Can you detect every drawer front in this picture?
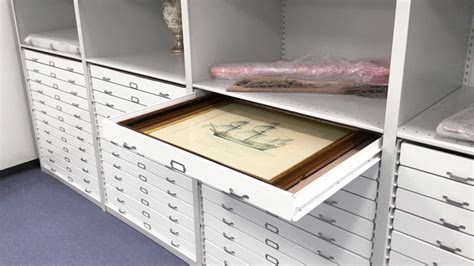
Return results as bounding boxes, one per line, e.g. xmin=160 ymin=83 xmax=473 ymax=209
xmin=205 ymin=253 xmax=223 ymax=266
xmin=398 ymin=166 xmax=473 ymax=211
xmin=93 ymin=90 xmax=144 ymax=113
xmin=34 ymin=101 xmax=93 ymax=135
xmin=94 ymin=103 xmax=124 ymax=120
xmin=25 ymin=60 xmax=85 ymax=87
xmin=389 ymin=251 xmax=425 ymax=266
xmin=48 ymin=151 xmax=98 ymax=183
xmin=205 ymin=240 xmax=248 ymax=266
xmin=29 ymin=81 xmax=89 ymax=111
xmin=31 ymin=90 xmax=90 ymax=123
xmin=203 ymin=199 xmax=340 ymax=266
xmin=92 ymin=78 xmax=169 ymax=106
xmin=400 ymin=142 xmax=473 ymax=185
xmin=396 ymin=188 xmax=473 ymax=235
xmin=309 ymin=202 xmax=374 ymax=240
xmin=41 ymin=132 xmax=97 ymax=167
xmin=27 ymin=71 xmax=87 ymax=99
xmin=343 ymin=176 xmax=378 ymax=201
xmin=393 ymin=210 xmax=473 ymax=259
xmin=23 ymin=49 xmax=84 ymax=74
xmin=204 ymin=213 xmax=304 ymax=266
xmin=203 ymin=186 xmax=370 ymax=265
xmin=90 ymin=65 xmax=187 ymax=99
xmin=324 ymin=190 xmax=376 ymax=221
xmin=41 ymin=159 xmax=76 ymax=185
xmin=99 ymin=138 xmax=192 ymax=191
xmin=102 ymin=151 xmax=193 ymax=204
xmin=391 ymin=231 xmax=472 ymax=266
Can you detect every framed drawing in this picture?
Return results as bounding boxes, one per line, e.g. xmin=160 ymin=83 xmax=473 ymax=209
xmin=122 ymin=96 xmax=370 ymax=189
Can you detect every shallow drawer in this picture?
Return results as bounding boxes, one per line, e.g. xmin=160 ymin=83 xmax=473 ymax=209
xmin=102 ymin=151 xmax=193 ymax=205
xmin=92 ymin=78 xmax=170 ymax=106
xmin=205 ymin=240 xmax=247 ymax=266
xmin=400 ymin=142 xmax=473 ymax=186
xmin=25 ymin=60 xmax=85 ymax=87
xmin=398 ymin=166 xmax=473 ymax=211
xmin=31 ymin=90 xmax=91 ymax=123
xmin=99 ymin=138 xmax=192 ymax=191
xmin=90 ymin=65 xmax=187 ymax=99
xmin=41 ymin=159 xmax=76 ymax=186
xmin=389 ymin=251 xmax=425 ymax=266
xmin=93 ymin=90 xmax=144 ymax=113
xmin=34 ymin=101 xmax=93 ymax=135
xmin=309 ymin=202 xmax=374 ymax=240
xmin=24 ymin=49 xmax=83 ymax=74
xmin=42 ymin=131 xmax=97 ymax=167
xmin=204 ymin=213 xmax=304 ymax=266
xmin=203 ymin=186 xmax=370 ymax=265
xmin=205 ymin=253 xmax=222 ymax=266
xmin=393 ymin=210 xmax=473 ymax=259
xmin=324 ymin=189 xmax=376 ymax=221
xmin=103 ymin=93 xmax=382 ymax=221
xmin=42 ymin=140 xmax=97 ymax=177
xmin=203 ymin=199 xmax=340 ymax=265
xmin=48 ymin=151 xmax=99 ymax=182
xmin=29 ymin=81 xmax=89 ymax=111
xmin=396 ymin=188 xmax=473 ymax=235
xmin=94 ymin=102 xmax=124 ymax=120
xmin=343 ymin=176 xmax=378 ymax=200
xmin=391 ymin=231 xmax=473 ymax=266
xmin=28 ymin=71 xmax=87 ymax=99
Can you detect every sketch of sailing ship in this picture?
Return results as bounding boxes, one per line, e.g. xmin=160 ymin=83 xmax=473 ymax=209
xmin=206 ymin=121 xmax=294 ymax=151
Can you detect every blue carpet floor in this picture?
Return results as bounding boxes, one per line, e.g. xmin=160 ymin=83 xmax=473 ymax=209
xmin=0 ymin=167 xmax=187 ymax=266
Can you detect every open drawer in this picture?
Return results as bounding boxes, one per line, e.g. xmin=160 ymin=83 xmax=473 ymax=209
xmin=102 ymin=93 xmax=382 ymax=221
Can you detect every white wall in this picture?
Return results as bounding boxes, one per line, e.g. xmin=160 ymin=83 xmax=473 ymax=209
xmin=0 ymin=0 xmax=37 ymax=170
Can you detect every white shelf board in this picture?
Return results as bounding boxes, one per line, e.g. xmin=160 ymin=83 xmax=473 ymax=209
xmin=194 ymin=79 xmax=386 ymax=133
xmin=20 ymin=44 xmax=82 ymax=61
xmin=398 ymin=86 xmax=474 ymax=156
xmin=87 ymin=52 xmax=186 ymax=85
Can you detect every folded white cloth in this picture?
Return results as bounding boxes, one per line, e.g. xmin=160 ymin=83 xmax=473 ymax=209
xmin=437 ymin=104 xmax=474 ymax=142
xmin=24 ymin=28 xmax=81 ymax=55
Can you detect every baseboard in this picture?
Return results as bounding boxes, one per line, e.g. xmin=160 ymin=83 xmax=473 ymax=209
xmin=0 ymin=159 xmax=40 ymax=178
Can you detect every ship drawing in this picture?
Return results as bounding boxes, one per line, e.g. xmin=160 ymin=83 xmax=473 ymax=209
xmin=206 ymin=121 xmax=293 ymax=151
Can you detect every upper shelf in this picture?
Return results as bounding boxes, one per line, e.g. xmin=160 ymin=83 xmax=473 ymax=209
xmin=398 ymin=86 xmax=474 ymax=156
xmin=194 ymin=80 xmax=386 ymax=133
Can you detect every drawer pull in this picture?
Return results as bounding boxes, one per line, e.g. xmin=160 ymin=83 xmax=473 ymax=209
xmin=44 ymin=130 xmax=50 ymax=134
xmin=439 ymin=218 xmax=466 ymax=231
xmin=47 ymin=149 xmax=53 ymax=154
xmin=139 ymin=175 xmax=148 ymax=182
xmin=73 ymin=114 xmax=81 ymax=119
xmin=117 ymin=198 xmax=125 ymax=204
xmin=49 ymin=61 xmax=55 ymax=66
xmin=56 ymin=106 xmax=62 ymax=111
xmin=102 ymin=77 xmax=111 ymax=82
xmin=58 ymin=116 xmax=64 ymax=122
xmin=77 ymin=137 xmax=84 ymax=142
xmin=265 ymin=223 xmax=279 ymax=234
xmin=171 ymin=241 xmax=180 ymax=248
xmin=317 ymin=250 xmax=334 ymax=261
xmin=37 ymin=90 xmax=44 ymax=94
xmin=223 ymin=232 xmax=234 ymax=241
xmin=222 ymin=218 xmax=234 ymax=227
xmin=79 ymin=147 xmax=86 ymax=152
xmin=170 ymin=228 xmax=179 ymax=236
xmin=324 ymin=200 xmax=338 ymax=206
xmin=72 ymin=103 xmax=79 ymax=108
xmin=221 ymin=204 xmax=234 ymax=212
xmin=63 ymin=147 xmax=69 ymax=153
xmin=68 ymin=80 xmax=76 ymax=84
xmin=104 ymin=90 xmax=113 ymax=95
xmin=61 ymin=137 xmax=67 ymax=143
xmin=131 ymin=96 xmax=139 ymax=104
xmin=137 ymin=162 xmax=146 ymax=170
xmin=60 ymin=127 xmax=65 ymax=132
xmin=113 ymin=164 xmax=122 ymax=170
xmin=85 ymin=189 xmax=92 ymax=194
xmin=170 ymin=160 xmax=186 ymax=173
xmin=49 ymin=159 xmax=55 ymax=163
xmin=143 ymin=222 xmax=152 ymax=230
xmin=50 ymin=73 xmax=56 ymax=78
xmin=50 ymin=167 xmax=56 ymax=173
xmin=165 ymin=177 xmax=175 ymax=184
xmin=42 ymin=120 xmax=49 ymax=125
xmin=123 ymin=142 xmax=136 ymax=150
xmin=46 ymin=140 xmax=52 ymax=145
xmin=40 ymin=110 xmax=47 ymax=115
xmin=105 ymin=103 xmax=115 ymax=108
xmin=118 ymin=208 xmax=126 ymax=214
xmin=67 ymin=176 xmax=73 ymax=182
xmin=436 ymin=240 xmax=462 ymax=254
xmin=223 ymin=261 xmax=229 ymax=266
xmin=169 ymin=216 xmax=178 ymax=223
xmin=168 ymin=203 xmax=178 ymax=210
xmin=35 ymin=79 xmax=42 ymax=83
xmin=318 ymin=232 xmax=336 ymax=243
xmin=76 ymin=125 xmax=83 ymax=131
xmin=111 ymin=152 xmax=120 ymax=158
xmin=33 ymin=69 xmax=39 ymax=73
xmin=223 ymin=247 xmax=235 ymax=255
xmin=64 ymin=157 xmax=71 ymax=163
xmin=265 ymin=239 xmax=279 ymax=250
xmin=446 ymin=172 xmax=474 ymax=185
xmin=265 ymin=254 xmax=279 ymax=266
xmin=66 ymin=67 xmax=74 ymax=72
xmin=159 ymin=92 xmax=170 ymax=99
xmin=66 ymin=166 xmax=72 ymax=173
xmin=53 ymin=83 xmax=59 ymax=89
xmin=115 ymin=186 xmax=124 ymax=192
xmin=39 ymin=100 xmax=45 ymax=105
xmin=140 ymin=187 xmax=148 ymax=195
xmin=141 ymin=199 xmax=150 ymax=207
xmin=142 ymin=210 xmax=150 ymax=219
xmin=442 ymin=195 xmax=469 ymax=208
xmin=70 ymin=91 xmax=78 ymax=96
xmin=31 ymin=58 xmax=38 ymax=62
xmin=82 ymin=168 xmax=89 ymax=174
xmin=167 ymin=190 xmax=177 ymax=197
xmin=228 ymin=188 xmax=249 ymax=201
xmin=80 ymin=158 xmax=88 ymax=163
xmin=114 ymin=175 xmax=122 ymax=181
xmin=129 ymin=82 xmax=138 ymax=89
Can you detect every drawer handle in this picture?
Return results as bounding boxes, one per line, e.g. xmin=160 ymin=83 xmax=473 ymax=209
xmin=70 ymin=91 xmax=78 ymax=96
xmin=72 ymin=103 xmax=79 ymax=108
xmin=223 ymin=246 xmax=235 ymax=255
xmin=169 ymin=216 xmax=179 ymax=223
xmin=85 ymin=189 xmax=92 ymax=194
xmin=79 ymin=147 xmax=86 ymax=152
xmin=39 ymin=100 xmax=45 ymax=105
xmin=53 ymin=83 xmax=59 ymax=89
xmin=63 ymin=147 xmax=69 ymax=153
xmin=165 ymin=177 xmax=175 ymax=184
xmin=64 ymin=157 xmax=70 ymax=163
xmin=49 ymin=61 xmax=55 ymax=66
xmin=142 ymin=210 xmax=150 ymax=219
xmin=50 ymin=167 xmax=56 ymax=173
xmin=442 ymin=195 xmax=469 ymax=208
xmin=50 ymin=73 xmax=56 ymax=78
xmin=105 ymin=103 xmax=114 ymax=108
xmin=37 ymin=90 xmax=44 ymax=94
xmin=82 ymin=168 xmax=89 ymax=174
xmin=439 ymin=218 xmax=466 ymax=231
xmin=167 ymin=190 xmax=177 ymax=197
xmin=35 ymin=79 xmax=42 ymax=83
xmin=221 ymin=203 xmax=234 ymax=212
xmin=111 ymin=152 xmax=120 ymax=158
xmin=44 ymin=130 xmax=50 ymax=134
xmin=137 ymin=162 xmax=146 ymax=170
xmin=436 ymin=240 xmax=462 ymax=254
xmin=171 ymin=241 xmax=180 ymax=248
xmin=60 ymin=127 xmax=65 ymax=132
xmin=222 ymin=218 xmax=234 ymax=227
xmin=56 ymin=105 xmax=62 ymax=111
xmin=228 ymin=188 xmax=249 ymax=201
xmin=104 ymin=90 xmax=113 ymax=95
xmin=446 ymin=172 xmax=474 ymax=184
xmin=42 ymin=120 xmax=49 ymax=125
xmin=61 ymin=137 xmax=67 ymax=143
xmin=141 ymin=199 xmax=150 ymax=207
xmin=222 ymin=232 xmax=234 ymax=241
xmin=102 ymin=77 xmax=111 ymax=82
xmin=168 ymin=203 xmax=178 ymax=210
xmin=317 ymin=250 xmax=334 ymax=261
xmin=265 ymin=254 xmax=279 ymax=266
xmin=68 ymin=80 xmax=76 ymax=84
xmin=117 ymin=198 xmax=125 ymax=204
xmin=73 ymin=114 xmax=81 ymax=119
xmin=67 ymin=176 xmax=73 ymax=182
xmin=77 ymin=137 xmax=84 ymax=142
xmin=49 ymin=159 xmax=55 ymax=163
xmin=46 ymin=140 xmax=52 ymax=144
xmin=114 ymin=175 xmax=122 ymax=181
xmin=33 ymin=69 xmax=39 ymax=73
xmin=170 ymin=160 xmax=186 ymax=173
xmin=113 ymin=164 xmax=122 ymax=170
xmin=131 ymin=96 xmax=139 ymax=104
xmin=318 ymin=232 xmax=336 ymax=243
xmin=129 ymin=82 xmax=138 ymax=89
xmin=170 ymin=228 xmax=179 ymax=236
xmin=115 ymin=186 xmax=124 ymax=192
xmin=80 ymin=158 xmax=88 ymax=163
xmin=31 ymin=58 xmax=38 ymax=62
xmin=58 ymin=116 xmax=64 ymax=122
xmin=265 ymin=239 xmax=279 ymax=250
xmin=265 ymin=223 xmax=279 ymax=234
xmin=67 ymin=67 xmax=74 ymax=72
xmin=159 ymin=92 xmax=170 ymax=99
xmin=143 ymin=222 xmax=152 ymax=230
xmin=139 ymin=174 xmax=148 ymax=182
xmin=83 ymin=178 xmax=91 ymax=184
xmin=123 ymin=142 xmax=136 ymax=150
xmin=40 ymin=110 xmax=47 ymax=115
xmin=76 ymin=125 xmax=83 ymax=131
xmin=140 ymin=187 xmax=149 ymax=195
xmin=47 ymin=149 xmax=53 ymax=154
xmin=324 ymin=200 xmax=338 ymax=206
